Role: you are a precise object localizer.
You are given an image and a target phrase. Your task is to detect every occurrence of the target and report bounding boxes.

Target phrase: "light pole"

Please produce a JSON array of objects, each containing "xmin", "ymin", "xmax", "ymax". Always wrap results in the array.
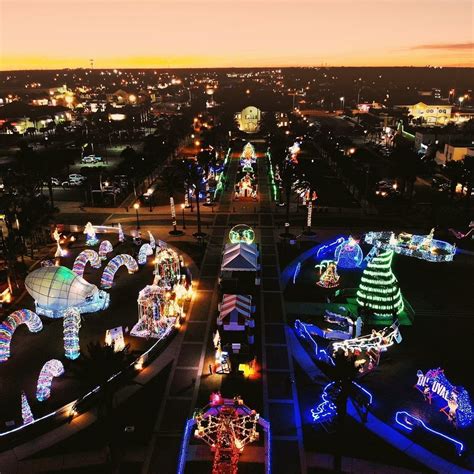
[
  {"xmin": 181, "ymin": 204, "xmax": 186, "ymax": 229},
  {"xmin": 458, "ymin": 96, "xmax": 464, "ymax": 108},
  {"xmin": 169, "ymin": 196, "xmax": 184, "ymax": 236},
  {"xmin": 133, "ymin": 202, "xmax": 140, "ymax": 231},
  {"xmin": 339, "ymin": 96, "xmax": 345, "ymax": 111},
  {"xmin": 147, "ymin": 188, "xmax": 153, "ymax": 212}
]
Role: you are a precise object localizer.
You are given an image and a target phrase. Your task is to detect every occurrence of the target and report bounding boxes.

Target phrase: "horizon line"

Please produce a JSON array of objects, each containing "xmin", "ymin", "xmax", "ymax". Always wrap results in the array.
[{"xmin": 1, "ymin": 65, "xmax": 473, "ymax": 73}]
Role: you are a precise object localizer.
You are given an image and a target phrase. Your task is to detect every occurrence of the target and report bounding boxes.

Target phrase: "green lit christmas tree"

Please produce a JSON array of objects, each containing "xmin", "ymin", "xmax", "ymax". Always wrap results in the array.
[{"xmin": 356, "ymin": 249, "xmax": 404, "ymax": 320}]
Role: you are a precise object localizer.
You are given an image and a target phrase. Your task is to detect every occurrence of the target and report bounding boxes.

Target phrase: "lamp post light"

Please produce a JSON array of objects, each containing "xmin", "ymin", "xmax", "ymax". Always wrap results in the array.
[
  {"xmin": 340, "ymin": 96, "xmax": 345, "ymax": 111},
  {"xmin": 458, "ymin": 96, "xmax": 464, "ymax": 108},
  {"xmin": 181, "ymin": 204, "xmax": 186, "ymax": 229},
  {"xmin": 133, "ymin": 202, "xmax": 140, "ymax": 231}
]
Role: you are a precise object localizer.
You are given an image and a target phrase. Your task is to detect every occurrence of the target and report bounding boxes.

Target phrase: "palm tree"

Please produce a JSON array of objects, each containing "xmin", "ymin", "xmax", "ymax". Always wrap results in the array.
[
  {"xmin": 323, "ymin": 350, "xmax": 359, "ymax": 472},
  {"xmin": 71, "ymin": 342, "xmax": 137, "ymax": 469},
  {"xmin": 278, "ymin": 158, "xmax": 299, "ymax": 238},
  {"xmin": 162, "ymin": 165, "xmax": 184, "ymax": 236}
]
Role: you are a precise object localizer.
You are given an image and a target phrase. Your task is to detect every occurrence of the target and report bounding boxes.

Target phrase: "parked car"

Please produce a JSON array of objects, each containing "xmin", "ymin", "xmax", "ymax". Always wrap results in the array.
[
  {"xmin": 375, "ymin": 179, "xmax": 399, "ymax": 198},
  {"xmin": 43, "ymin": 177, "xmax": 61, "ymax": 186},
  {"xmin": 431, "ymin": 174, "xmax": 451, "ymax": 193}
]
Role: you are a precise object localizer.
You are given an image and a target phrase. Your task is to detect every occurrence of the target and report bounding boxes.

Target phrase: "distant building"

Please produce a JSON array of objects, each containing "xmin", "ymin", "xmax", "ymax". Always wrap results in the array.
[
  {"xmin": 236, "ymin": 106, "xmax": 261, "ymax": 133},
  {"xmin": 275, "ymin": 112, "xmax": 288, "ymax": 127},
  {"xmin": 414, "ymin": 130, "xmax": 473, "ymax": 151},
  {"xmin": 435, "ymin": 143, "xmax": 474, "ymax": 165},
  {"xmin": 406, "ymin": 102, "xmax": 452, "ymax": 126}
]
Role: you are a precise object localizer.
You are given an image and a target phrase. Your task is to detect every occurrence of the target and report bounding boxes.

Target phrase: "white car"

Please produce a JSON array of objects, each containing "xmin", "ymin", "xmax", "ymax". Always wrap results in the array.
[{"xmin": 69, "ymin": 174, "xmax": 86, "ymax": 182}]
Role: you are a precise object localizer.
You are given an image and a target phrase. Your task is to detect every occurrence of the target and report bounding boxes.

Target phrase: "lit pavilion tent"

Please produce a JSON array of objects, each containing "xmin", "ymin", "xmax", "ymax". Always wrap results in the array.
[
  {"xmin": 221, "ymin": 243, "xmax": 259, "ymax": 272},
  {"xmin": 217, "ymin": 294, "xmax": 255, "ymax": 331}
]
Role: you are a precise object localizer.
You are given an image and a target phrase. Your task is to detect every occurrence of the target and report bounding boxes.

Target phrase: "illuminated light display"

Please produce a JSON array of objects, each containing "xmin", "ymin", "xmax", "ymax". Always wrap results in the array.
[
  {"xmin": 294, "ymin": 320, "xmax": 334, "ymax": 365},
  {"xmin": 138, "ymin": 243, "xmax": 154, "ymax": 265},
  {"xmin": 332, "ymin": 320, "xmax": 402, "ymax": 354},
  {"xmin": 334, "ymin": 237, "xmax": 363, "ymax": 268},
  {"xmin": 53, "ymin": 227, "xmax": 67, "ymax": 258},
  {"xmin": 98, "ymin": 240, "xmax": 113, "ymax": 260},
  {"xmin": 0, "ymin": 309, "xmax": 43, "ymax": 362},
  {"xmin": 356, "ymin": 250, "xmax": 404, "ymax": 319},
  {"xmin": 315, "ymin": 260, "xmax": 340, "ymax": 288},
  {"xmin": 316, "ymin": 237, "xmax": 345, "ymax": 259},
  {"xmin": 364, "ymin": 229, "xmax": 456, "ymax": 263},
  {"xmin": 235, "ymin": 172, "xmax": 257, "ymax": 200},
  {"xmin": 21, "ymin": 390, "xmax": 34, "ymax": 425},
  {"xmin": 311, "ymin": 382, "xmax": 337, "ymax": 422},
  {"xmin": 395, "ymin": 411, "xmax": 464, "ymax": 455},
  {"xmin": 229, "ymin": 224, "xmax": 255, "ymax": 245},
  {"xmin": 289, "ymin": 141, "xmax": 301, "ymax": 164},
  {"xmin": 63, "ymin": 308, "xmax": 81, "ymax": 360},
  {"xmin": 118, "ymin": 223, "xmax": 125, "ymax": 243},
  {"xmin": 83, "ymin": 222, "xmax": 99, "ymax": 246},
  {"xmin": 36, "ymin": 359, "xmax": 65, "ymax": 401},
  {"xmin": 148, "ymin": 231, "xmax": 156, "ymax": 249},
  {"xmin": 104, "ymin": 326, "xmax": 125, "ymax": 351},
  {"xmin": 153, "ymin": 247, "xmax": 182, "ymax": 287},
  {"xmin": 194, "ymin": 394, "xmax": 260, "ymax": 474},
  {"xmin": 100, "ymin": 254, "xmax": 138, "ymax": 289},
  {"xmin": 72, "ymin": 250, "xmax": 102, "ymax": 277},
  {"xmin": 240, "ymin": 142, "xmax": 256, "ymax": 171},
  {"xmin": 415, "ymin": 368, "xmax": 473, "ymax": 428},
  {"xmin": 131, "ymin": 284, "xmax": 182, "ymax": 339},
  {"xmin": 311, "ymin": 381, "xmax": 373, "ymax": 423},
  {"xmin": 25, "ymin": 266, "xmax": 110, "ymax": 318}
]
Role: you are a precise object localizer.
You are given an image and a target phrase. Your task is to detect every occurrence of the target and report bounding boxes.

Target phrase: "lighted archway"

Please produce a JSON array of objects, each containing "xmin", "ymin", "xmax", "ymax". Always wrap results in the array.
[
  {"xmin": 98, "ymin": 240, "xmax": 113, "ymax": 260},
  {"xmin": 100, "ymin": 254, "xmax": 138, "ymax": 289},
  {"xmin": 138, "ymin": 243, "xmax": 154, "ymax": 265},
  {"xmin": 72, "ymin": 250, "xmax": 102, "ymax": 277},
  {"xmin": 0, "ymin": 309, "xmax": 43, "ymax": 362},
  {"xmin": 36, "ymin": 359, "xmax": 65, "ymax": 401}
]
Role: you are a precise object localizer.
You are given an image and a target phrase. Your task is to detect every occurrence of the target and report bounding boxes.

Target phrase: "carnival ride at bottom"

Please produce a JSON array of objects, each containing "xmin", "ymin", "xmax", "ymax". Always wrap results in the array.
[{"xmin": 193, "ymin": 393, "xmax": 260, "ymax": 474}]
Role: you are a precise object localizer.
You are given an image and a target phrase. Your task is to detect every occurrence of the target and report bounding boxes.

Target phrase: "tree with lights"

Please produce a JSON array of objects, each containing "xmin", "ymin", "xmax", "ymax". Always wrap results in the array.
[
  {"xmin": 21, "ymin": 390, "xmax": 34, "ymax": 425},
  {"xmin": 356, "ymin": 249, "xmax": 404, "ymax": 320}
]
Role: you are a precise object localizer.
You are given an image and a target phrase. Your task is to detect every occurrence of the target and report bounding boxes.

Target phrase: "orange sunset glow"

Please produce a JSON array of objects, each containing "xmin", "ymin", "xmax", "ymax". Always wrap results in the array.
[{"xmin": 1, "ymin": 0, "xmax": 473, "ymax": 70}]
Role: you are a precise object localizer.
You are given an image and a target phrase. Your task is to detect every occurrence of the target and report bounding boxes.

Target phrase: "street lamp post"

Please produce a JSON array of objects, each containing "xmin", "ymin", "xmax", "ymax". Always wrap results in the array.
[
  {"xmin": 181, "ymin": 204, "xmax": 186, "ymax": 229},
  {"xmin": 133, "ymin": 202, "xmax": 140, "ymax": 232},
  {"xmin": 340, "ymin": 96, "xmax": 345, "ymax": 111},
  {"xmin": 458, "ymin": 96, "xmax": 464, "ymax": 108}
]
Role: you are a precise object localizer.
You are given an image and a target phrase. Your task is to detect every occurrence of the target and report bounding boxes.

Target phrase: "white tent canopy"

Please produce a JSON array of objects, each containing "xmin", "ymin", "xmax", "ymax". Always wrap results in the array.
[{"xmin": 221, "ymin": 243, "xmax": 259, "ymax": 272}]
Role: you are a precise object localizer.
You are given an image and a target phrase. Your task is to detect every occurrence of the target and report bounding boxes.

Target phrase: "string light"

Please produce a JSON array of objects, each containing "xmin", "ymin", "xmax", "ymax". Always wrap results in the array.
[
  {"xmin": 100, "ymin": 254, "xmax": 138, "ymax": 289},
  {"xmin": 356, "ymin": 250, "xmax": 404, "ymax": 319},
  {"xmin": 0, "ymin": 310, "xmax": 43, "ymax": 362},
  {"xmin": 21, "ymin": 390, "xmax": 34, "ymax": 425},
  {"xmin": 36, "ymin": 359, "xmax": 65, "ymax": 401},
  {"xmin": 98, "ymin": 240, "xmax": 113, "ymax": 260},
  {"xmin": 72, "ymin": 250, "xmax": 102, "ymax": 277},
  {"xmin": 138, "ymin": 243, "xmax": 154, "ymax": 265},
  {"xmin": 63, "ymin": 308, "xmax": 81, "ymax": 360}
]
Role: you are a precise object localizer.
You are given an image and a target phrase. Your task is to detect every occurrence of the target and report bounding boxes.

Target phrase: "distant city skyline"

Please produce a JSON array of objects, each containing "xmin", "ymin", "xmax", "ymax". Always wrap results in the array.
[{"xmin": 1, "ymin": 0, "xmax": 473, "ymax": 70}]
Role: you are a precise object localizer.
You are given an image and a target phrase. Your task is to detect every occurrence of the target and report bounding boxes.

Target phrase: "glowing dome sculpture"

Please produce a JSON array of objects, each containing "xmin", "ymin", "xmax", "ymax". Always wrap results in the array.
[
  {"xmin": 36, "ymin": 359, "xmax": 65, "ymax": 401},
  {"xmin": 25, "ymin": 266, "xmax": 110, "ymax": 318},
  {"xmin": 72, "ymin": 250, "xmax": 101, "ymax": 277},
  {"xmin": 334, "ymin": 237, "xmax": 363, "ymax": 268},
  {"xmin": 0, "ymin": 309, "xmax": 43, "ymax": 362},
  {"xmin": 229, "ymin": 225, "xmax": 255, "ymax": 245}
]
